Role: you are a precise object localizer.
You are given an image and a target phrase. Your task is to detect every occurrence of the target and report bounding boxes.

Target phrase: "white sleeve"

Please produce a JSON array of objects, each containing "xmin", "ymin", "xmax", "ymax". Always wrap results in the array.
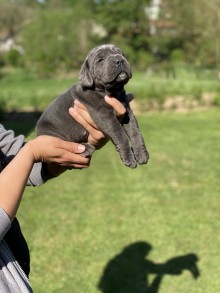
[
  {"xmin": 0, "ymin": 124, "xmax": 53, "ymax": 187},
  {"xmin": 0, "ymin": 208, "xmax": 11, "ymax": 241}
]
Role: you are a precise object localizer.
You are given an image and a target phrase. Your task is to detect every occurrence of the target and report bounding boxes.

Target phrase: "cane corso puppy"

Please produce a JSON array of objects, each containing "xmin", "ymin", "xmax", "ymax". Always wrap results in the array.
[{"xmin": 36, "ymin": 44, "xmax": 149, "ymax": 168}]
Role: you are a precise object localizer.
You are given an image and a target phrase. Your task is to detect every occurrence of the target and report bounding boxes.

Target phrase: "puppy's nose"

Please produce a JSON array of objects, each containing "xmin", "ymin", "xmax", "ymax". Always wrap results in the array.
[{"xmin": 116, "ymin": 58, "xmax": 124, "ymax": 66}]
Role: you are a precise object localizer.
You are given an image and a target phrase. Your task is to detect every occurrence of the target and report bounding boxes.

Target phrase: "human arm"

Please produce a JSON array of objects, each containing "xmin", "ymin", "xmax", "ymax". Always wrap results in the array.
[
  {"xmin": 0, "ymin": 136, "xmax": 89, "ymax": 222},
  {"xmin": 0, "ymin": 124, "xmax": 63, "ymax": 185}
]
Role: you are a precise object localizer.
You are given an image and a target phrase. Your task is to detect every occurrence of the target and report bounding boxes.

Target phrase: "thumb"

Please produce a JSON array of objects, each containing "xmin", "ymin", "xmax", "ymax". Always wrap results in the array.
[{"xmin": 60, "ymin": 141, "xmax": 86, "ymax": 154}]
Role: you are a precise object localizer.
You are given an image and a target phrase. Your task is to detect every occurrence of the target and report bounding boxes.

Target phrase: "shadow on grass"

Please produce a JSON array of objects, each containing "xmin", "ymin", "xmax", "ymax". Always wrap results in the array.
[
  {"xmin": 0, "ymin": 111, "xmax": 42, "ymax": 137},
  {"xmin": 98, "ymin": 241, "xmax": 200, "ymax": 293}
]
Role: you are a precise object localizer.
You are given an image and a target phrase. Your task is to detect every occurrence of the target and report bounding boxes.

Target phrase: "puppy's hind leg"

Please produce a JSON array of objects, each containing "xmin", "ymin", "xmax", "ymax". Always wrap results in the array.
[{"xmin": 122, "ymin": 109, "xmax": 149, "ymax": 165}]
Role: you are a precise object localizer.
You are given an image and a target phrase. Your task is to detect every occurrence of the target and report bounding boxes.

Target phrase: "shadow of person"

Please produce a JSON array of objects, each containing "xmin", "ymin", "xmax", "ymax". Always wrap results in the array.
[{"xmin": 97, "ymin": 241, "xmax": 200, "ymax": 293}]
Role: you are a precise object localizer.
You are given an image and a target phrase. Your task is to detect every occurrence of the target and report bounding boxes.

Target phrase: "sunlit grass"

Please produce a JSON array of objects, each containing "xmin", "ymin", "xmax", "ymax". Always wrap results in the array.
[
  {"xmin": 0, "ymin": 69, "xmax": 220, "ymax": 112},
  {"xmin": 11, "ymin": 109, "xmax": 220, "ymax": 293}
]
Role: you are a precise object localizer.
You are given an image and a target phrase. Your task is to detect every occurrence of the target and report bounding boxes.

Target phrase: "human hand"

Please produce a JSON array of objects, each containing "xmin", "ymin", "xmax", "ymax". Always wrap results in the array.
[
  {"xmin": 69, "ymin": 94, "xmax": 133, "ymax": 149},
  {"xmin": 27, "ymin": 136, "xmax": 91, "ymax": 174}
]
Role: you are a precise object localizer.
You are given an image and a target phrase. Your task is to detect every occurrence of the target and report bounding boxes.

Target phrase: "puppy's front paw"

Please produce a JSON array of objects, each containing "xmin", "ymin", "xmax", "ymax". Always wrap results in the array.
[
  {"xmin": 133, "ymin": 146, "xmax": 149, "ymax": 165},
  {"xmin": 80, "ymin": 143, "xmax": 96, "ymax": 157}
]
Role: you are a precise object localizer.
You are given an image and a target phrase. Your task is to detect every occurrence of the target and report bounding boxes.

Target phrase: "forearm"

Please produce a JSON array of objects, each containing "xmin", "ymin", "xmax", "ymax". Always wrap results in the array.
[
  {"xmin": 0, "ymin": 135, "xmax": 90, "ymax": 221},
  {"xmin": 0, "ymin": 124, "xmax": 48, "ymax": 187},
  {"xmin": 0, "ymin": 144, "xmax": 34, "ymax": 221}
]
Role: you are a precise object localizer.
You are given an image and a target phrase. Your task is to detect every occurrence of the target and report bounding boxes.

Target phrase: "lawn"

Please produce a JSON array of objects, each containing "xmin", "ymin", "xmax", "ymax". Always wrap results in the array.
[
  {"xmin": 0, "ymin": 69, "xmax": 220, "ymax": 112},
  {"xmin": 6, "ymin": 108, "xmax": 219, "ymax": 293}
]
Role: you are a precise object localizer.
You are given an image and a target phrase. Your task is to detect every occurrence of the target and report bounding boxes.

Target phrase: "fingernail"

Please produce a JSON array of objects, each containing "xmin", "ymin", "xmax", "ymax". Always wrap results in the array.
[
  {"xmin": 78, "ymin": 145, "xmax": 85, "ymax": 152},
  {"xmin": 74, "ymin": 99, "xmax": 81, "ymax": 106},
  {"xmin": 104, "ymin": 95, "xmax": 112, "ymax": 102},
  {"xmin": 69, "ymin": 107, "xmax": 75, "ymax": 114}
]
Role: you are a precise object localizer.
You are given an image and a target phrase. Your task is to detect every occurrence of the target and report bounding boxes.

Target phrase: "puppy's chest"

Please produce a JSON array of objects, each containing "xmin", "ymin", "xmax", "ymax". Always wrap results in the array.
[{"xmin": 71, "ymin": 84, "xmax": 105, "ymax": 102}]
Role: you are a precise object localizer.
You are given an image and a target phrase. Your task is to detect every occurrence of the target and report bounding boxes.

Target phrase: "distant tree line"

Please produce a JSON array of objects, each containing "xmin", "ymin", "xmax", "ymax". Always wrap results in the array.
[{"xmin": 0, "ymin": 0, "xmax": 220, "ymax": 78}]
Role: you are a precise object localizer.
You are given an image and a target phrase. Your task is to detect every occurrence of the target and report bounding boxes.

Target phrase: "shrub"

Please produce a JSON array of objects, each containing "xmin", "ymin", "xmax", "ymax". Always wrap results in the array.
[{"xmin": 4, "ymin": 49, "xmax": 23, "ymax": 67}]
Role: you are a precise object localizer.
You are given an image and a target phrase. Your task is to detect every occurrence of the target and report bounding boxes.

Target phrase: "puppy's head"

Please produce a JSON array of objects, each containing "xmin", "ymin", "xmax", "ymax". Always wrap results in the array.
[{"xmin": 79, "ymin": 44, "xmax": 132, "ymax": 95}]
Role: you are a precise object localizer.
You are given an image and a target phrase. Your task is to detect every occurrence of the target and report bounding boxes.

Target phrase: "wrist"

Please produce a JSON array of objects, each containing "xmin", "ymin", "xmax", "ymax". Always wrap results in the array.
[{"xmin": 23, "ymin": 140, "xmax": 39, "ymax": 163}]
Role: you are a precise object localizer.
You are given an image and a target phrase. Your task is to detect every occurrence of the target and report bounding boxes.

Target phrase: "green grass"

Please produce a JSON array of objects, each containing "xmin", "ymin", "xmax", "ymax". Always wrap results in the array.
[
  {"xmin": 0, "ymin": 76, "xmax": 75, "ymax": 111},
  {"xmin": 0, "ymin": 69, "xmax": 220, "ymax": 112},
  {"xmin": 9, "ymin": 109, "xmax": 219, "ymax": 293},
  {"xmin": 126, "ymin": 72, "xmax": 220, "ymax": 107}
]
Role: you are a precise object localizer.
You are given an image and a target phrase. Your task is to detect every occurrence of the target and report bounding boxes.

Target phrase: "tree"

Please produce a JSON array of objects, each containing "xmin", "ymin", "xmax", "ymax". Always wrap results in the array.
[
  {"xmin": 2, "ymin": 0, "xmax": 220, "ymax": 76},
  {"xmin": 21, "ymin": 2, "xmax": 95, "ymax": 76},
  {"xmin": 166, "ymin": 0, "xmax": 220, "ymax": 71},
  {"xmin": 91, "ymin": 0, "xmax": 151, "ymax": 68},
  {"xmin": 0, "ymin": 0, "xmax": 35, "ymax": 38}
]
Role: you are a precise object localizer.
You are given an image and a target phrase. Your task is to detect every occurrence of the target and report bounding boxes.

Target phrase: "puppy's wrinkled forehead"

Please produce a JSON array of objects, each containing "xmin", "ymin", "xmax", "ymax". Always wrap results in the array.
[{"xmin": 86, "ymin": 44, "xmax": 123, "ymax": 64}]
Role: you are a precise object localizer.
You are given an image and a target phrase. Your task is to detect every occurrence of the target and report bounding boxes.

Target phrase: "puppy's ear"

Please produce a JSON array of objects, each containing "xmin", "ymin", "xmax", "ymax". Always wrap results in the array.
[{"xmin": 79, "ymin": 59, "xmax": 93, "ymax": 88}]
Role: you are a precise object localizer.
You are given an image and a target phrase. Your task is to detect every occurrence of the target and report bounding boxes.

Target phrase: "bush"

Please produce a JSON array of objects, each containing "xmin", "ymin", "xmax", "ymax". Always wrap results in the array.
[
  {"xmin": 4, "ymin": 49, "xmax": 23, "ymax": 67},
  {"xmin": 170, "ymin": 49, "xmax": 185, "ymax": 63},
  {"xmin": 21, "ymin": 10, "xmax": 94, "ymax": 77},
  {"xmin": 214, "ymin": 93, "xmax": 220, "ymax": 106}
]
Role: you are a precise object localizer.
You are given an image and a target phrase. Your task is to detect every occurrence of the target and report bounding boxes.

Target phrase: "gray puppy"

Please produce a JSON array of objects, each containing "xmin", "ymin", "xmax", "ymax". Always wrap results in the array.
[{"xmin": 36, "ymin": 44, "xmax": 149, "ymax": 168}]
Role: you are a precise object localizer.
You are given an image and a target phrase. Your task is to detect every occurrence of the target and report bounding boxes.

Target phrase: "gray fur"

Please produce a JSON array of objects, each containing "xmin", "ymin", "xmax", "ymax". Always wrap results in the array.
[{"xmin": 36, "ymin": 44, "xmax": 149, "ymax": 168}]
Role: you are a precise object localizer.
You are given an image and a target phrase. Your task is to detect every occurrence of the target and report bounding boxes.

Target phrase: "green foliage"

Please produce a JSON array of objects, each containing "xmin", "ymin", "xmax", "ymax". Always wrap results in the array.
[
  {"xmin": 92, "ymin": 0, "xmax": 151, "ymax": 69},
  {"xmin": 0, "ymin": 0, "xmax": 220, "ymax": 75},
  {"xmin": 134, "ymin": 50, "xmax": 154, "ymax": 71},
  {"xmin": 170, "ymin": 49, "xmax": 185, "ymax": 63},
  {"xmin": 214, "ymin": 93, "xmax": 220, "ymax": 106},
  {"xmin": 0, "ymin": 0, "xmax": 29, "ymax": 36},
  {"xmin": 3, "ymin": 49, "xmax": 23, "ymax": 67},
  {"xmin": 21, "ymin": 7, "xmax": 93, "ymax": 77},
  {"xmin": 168, "ymin": 0, "xmax": 220, "ymax": 68}
]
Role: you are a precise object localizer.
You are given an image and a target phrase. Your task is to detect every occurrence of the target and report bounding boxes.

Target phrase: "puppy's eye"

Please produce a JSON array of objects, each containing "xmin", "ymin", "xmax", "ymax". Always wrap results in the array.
[{"xmin": 97, "ymin": 57, "xmax": 104, "ymax": 63}]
